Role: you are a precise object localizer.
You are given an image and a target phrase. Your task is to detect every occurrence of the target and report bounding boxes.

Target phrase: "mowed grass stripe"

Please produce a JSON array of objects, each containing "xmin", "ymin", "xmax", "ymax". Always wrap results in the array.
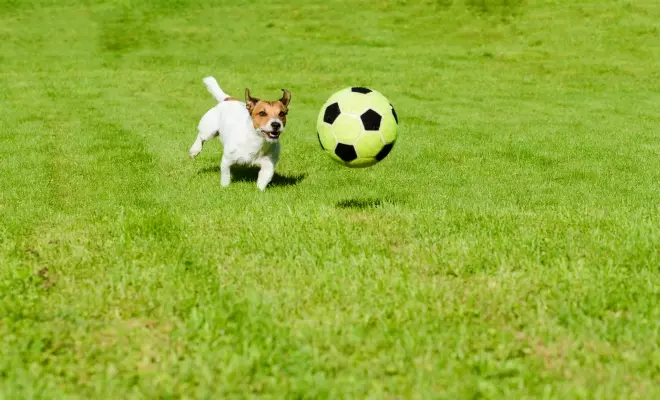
[
  {"xmin": 0, "ymin": 11, "xmax": 196, "ymax": 398},
  {"xmin": 0, "ymin": 76, "xmax": 56, "ymax": 237}
]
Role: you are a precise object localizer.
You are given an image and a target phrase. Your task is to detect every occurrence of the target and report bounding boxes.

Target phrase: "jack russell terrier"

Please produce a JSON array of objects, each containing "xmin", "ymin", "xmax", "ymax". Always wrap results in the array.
[{"xmin": 189, "ymin": 76, "xmax": 291, "ymax": 191}]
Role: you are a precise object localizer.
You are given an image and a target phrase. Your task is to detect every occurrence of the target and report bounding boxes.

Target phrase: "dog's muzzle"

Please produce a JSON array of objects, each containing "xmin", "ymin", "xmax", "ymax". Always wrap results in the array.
[{"xmin": 263, "ymin": 120, "xmax": 283, "ymax": 139}]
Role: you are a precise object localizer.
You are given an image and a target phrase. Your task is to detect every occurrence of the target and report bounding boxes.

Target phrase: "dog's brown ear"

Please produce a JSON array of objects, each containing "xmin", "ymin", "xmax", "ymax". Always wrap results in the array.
[
  {"xmin": 279, "ymin": 89, "xmax": 291, "ymax": 107},
  {"xmin": 245, "ymin": 88, "xmax": 259, "ymax": 112}
]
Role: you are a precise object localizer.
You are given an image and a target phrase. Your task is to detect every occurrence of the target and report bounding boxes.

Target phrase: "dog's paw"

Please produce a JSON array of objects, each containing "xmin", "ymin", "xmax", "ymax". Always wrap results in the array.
[{"xmin": 189, "ymin": 140, "xmax": 202, "ymax": 159}]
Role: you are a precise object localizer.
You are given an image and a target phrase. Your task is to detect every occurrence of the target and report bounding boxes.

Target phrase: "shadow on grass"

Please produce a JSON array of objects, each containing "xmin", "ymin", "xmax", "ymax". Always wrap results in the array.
[
  {"xmin": 336, "ymin": 197, "xmax": 396, "ymax": 209},
  {"xmin": 197, "ymin": 165, "xmax": 306, "ymax": 187}
]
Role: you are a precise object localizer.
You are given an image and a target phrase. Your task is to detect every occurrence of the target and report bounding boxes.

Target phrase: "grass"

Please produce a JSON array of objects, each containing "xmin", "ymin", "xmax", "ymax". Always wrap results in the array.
[{"xmin": 1, "ymin": 0, "xmax": 659, "ymax": 397}]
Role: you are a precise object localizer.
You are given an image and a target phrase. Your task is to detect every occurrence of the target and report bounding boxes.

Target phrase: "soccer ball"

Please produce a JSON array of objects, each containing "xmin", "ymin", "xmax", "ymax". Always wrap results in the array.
[{"xmin": 316, "ymin": 87, "xmax": 398, "ymax": 168}]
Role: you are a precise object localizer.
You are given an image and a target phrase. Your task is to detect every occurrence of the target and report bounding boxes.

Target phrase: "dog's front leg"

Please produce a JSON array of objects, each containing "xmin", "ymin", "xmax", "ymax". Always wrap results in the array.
[
  {"xmin": 256, "ymin": 158, "xmax": 275, "ymax": 191},
  {"xmin": 220, "ymin": 156, "xmax": 232, "ymax": 187}
]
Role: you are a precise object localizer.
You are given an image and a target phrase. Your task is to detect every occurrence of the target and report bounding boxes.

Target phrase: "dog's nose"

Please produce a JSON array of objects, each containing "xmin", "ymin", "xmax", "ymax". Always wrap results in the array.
[{"xmin": 271, "ymin": 121, "xmax": 281, "ymax": 131}]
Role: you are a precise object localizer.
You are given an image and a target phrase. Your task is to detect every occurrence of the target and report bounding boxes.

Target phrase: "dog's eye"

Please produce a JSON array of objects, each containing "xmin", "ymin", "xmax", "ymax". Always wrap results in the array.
[
  {"xmin": 258, "ymin": 111, "xmax": 267, "ymax": 117},
  {"xmin": 279, "ymin": 111, "xmax": 287, "ymax": 117}
]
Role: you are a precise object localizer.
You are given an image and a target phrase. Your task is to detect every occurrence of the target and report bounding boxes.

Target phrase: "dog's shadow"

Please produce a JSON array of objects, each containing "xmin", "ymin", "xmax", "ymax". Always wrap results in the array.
[{"xmin": 197, "ymin": 165, "xmax": 306, "ymax": 187}]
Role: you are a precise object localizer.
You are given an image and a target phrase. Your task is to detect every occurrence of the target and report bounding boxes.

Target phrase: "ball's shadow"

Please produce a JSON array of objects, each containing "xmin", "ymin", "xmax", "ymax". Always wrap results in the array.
[
  {"xmin": 336, "ymin": 197, "xmax": 395, "ymax": 209},
  {"xmin": 197, "ymin": 165, "xmax": 306, "ymax": 187}
]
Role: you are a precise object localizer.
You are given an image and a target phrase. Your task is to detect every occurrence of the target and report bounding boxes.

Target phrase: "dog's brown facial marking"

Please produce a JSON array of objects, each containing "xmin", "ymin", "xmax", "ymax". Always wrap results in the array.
[
  {"xmin": 251, "ymin": 101, "xmax": 288, "ymax": 128},
  {"xmin": 245, "ymin": 88, "xmax": 291, "ymax": 141}
]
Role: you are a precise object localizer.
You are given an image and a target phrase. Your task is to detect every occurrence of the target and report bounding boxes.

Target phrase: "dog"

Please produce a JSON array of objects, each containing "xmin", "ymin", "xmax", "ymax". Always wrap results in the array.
[{"xmin": 189, "ymin": 76, "xmax": 291, "ymax": 191}]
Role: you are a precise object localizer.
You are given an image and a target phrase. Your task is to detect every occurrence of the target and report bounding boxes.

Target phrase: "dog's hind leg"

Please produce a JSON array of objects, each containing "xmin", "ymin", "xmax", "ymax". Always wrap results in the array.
[
  {"xmin": 189, "ymin": 129, "xmax": 217, "ymax": 158},
  {"xmin": 190, "ymin": 110, "xmax": 219, "ymax": 158}
]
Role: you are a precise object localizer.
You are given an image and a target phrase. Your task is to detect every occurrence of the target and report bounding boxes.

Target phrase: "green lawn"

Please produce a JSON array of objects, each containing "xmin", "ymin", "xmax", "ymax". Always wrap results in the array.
[{"xmin": 1, "ymin": 0, "xmax": 659, "ymax": 398}]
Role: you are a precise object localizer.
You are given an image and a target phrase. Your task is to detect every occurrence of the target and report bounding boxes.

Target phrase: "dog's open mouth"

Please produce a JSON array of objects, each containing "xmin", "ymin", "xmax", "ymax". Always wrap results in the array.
[{"xmin": 265, "ymin": 131, "xmax": 281, "ymax": 139}]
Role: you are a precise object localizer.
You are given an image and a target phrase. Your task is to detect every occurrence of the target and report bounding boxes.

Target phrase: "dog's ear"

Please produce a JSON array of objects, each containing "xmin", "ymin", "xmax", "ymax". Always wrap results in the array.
[
  {"xmin": 245, "ymin": 88, "xmax": 259, "ymax": 112},
  {"xmin": 279, "ymin": 89, "xmax": 291, "ymax": 108}
]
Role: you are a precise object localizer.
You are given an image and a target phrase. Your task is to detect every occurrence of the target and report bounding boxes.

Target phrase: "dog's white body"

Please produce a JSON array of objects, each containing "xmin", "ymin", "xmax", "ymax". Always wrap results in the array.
[{"xmin": 189, "ymin": 77, "xmax": 281, "ymax": 191}]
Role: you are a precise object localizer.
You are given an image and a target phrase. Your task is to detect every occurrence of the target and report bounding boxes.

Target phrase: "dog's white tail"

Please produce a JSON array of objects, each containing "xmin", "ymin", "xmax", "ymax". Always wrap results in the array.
[{"xmin": 203, "ymin": 76, "xmax": 230, "ymax": 103}]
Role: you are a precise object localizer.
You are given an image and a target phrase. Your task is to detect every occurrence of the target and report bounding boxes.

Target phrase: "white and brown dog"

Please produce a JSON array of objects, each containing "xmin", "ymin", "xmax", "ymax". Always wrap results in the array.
[{"xmin": 189, "ymin": 76, "xmax": 291, "ymax": 191}]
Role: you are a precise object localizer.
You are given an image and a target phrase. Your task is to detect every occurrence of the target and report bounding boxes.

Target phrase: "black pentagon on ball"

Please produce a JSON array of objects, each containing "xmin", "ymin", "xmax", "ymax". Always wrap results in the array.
[
  {"xmin": 335, "ymin": 143, "xmax": 358, "ymax": 162},
  {"xmin": 351, "ymin": 87, "xmax": 372, "ymax": 94},
  {"xmin": 323, "ymin": 102, "xmax": 341, "ymax": 124},
  {"xmin": 360, "ymin": 109, "xmax": 382, "ymax": 131},
  {"xmin": 375, "ymin": 142, "xmax": 394, "ymax": 161},
  {"xmin": 390, "ymin": 104, "xmax": 398, "ymax": 124}
]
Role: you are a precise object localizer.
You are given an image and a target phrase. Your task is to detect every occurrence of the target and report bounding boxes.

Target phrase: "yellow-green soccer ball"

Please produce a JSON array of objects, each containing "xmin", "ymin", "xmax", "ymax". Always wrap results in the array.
[{"xmin": 316, "ymin": 87, "xmax": 398, "ymax": 168}]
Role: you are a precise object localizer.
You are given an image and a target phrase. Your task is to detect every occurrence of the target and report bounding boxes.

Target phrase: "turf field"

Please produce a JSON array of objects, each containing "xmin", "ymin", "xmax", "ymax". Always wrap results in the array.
[{"xmin": 1, "ymin": 0, "xmax": 659, "ymax": 398}]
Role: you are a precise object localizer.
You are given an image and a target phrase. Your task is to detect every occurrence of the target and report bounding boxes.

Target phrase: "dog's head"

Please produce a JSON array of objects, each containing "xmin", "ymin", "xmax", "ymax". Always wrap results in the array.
[{"xmin": 245, "ymin": 88, "xmax": 291, "ymax": 142}]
